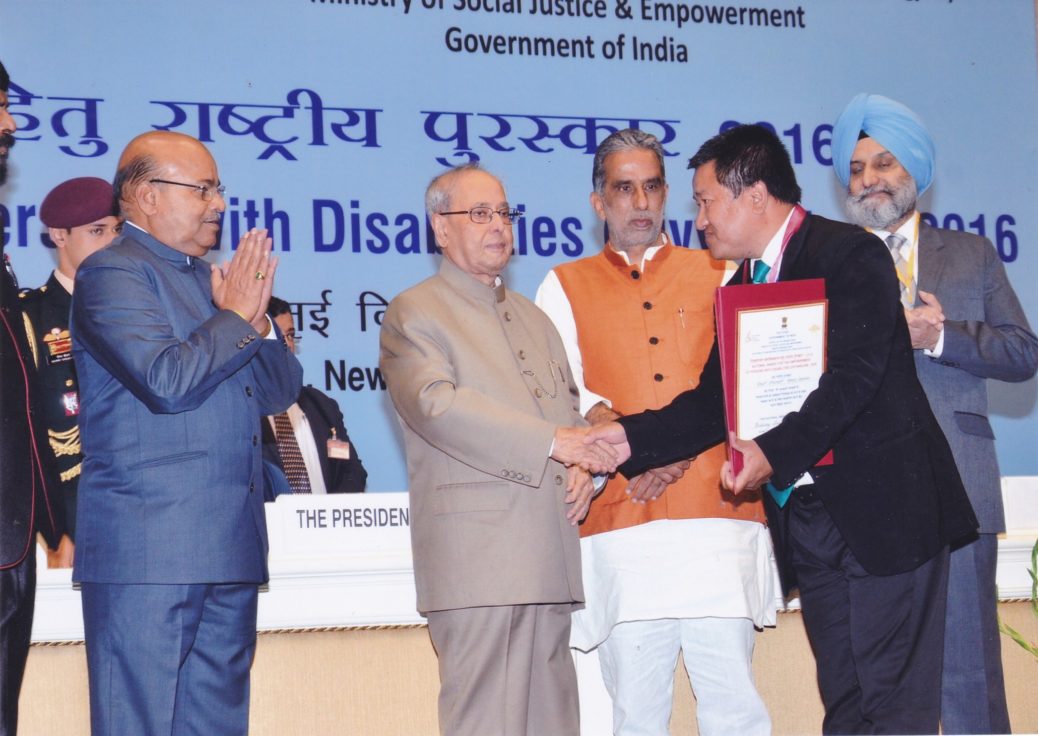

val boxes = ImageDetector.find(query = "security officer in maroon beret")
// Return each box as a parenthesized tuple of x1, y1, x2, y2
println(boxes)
(20, 176, 121, 567)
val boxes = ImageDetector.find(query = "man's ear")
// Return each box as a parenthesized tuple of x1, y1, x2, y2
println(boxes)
(48, 227, 69, 248)
(431, 213, 449, 251)
(133, 181, 160, 216)
(748, 181, 769, 214)
(590, 191, 607, 222)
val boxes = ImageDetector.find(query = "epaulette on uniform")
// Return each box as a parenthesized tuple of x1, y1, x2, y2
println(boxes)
(18, 283, 48, 302)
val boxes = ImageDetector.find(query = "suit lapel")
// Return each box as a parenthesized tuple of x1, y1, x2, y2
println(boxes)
(916, 221, 946, 304)
(726, 260, 750, 286)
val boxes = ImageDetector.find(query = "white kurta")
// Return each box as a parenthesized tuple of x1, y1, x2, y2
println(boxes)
(570, 518, 777, 651)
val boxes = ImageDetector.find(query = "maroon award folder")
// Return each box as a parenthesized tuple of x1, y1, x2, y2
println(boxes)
(715, 278, 832, 476)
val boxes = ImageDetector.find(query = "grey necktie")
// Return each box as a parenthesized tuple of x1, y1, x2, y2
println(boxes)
(885, 233, 912, 307)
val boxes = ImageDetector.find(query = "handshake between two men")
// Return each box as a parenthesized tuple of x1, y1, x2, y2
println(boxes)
(552, 420, 776, 514)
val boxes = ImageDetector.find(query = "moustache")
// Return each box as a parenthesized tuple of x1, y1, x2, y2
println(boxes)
(851, 184, 893, 204)
(0, 133, 14, 152)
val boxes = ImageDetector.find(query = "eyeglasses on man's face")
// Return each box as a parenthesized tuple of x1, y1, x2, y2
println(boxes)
(149, 178, 226, 202)
(439, 207, 524, 225)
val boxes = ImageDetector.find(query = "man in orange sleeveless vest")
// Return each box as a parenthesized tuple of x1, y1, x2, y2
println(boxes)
(536, 129, 774, 735)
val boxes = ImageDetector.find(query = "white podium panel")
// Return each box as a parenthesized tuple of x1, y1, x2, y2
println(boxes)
(32, 493, 421, 642)
(30, 482, 1038, 643)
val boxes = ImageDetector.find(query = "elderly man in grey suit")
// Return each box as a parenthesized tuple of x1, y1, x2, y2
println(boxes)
(380, 163, 616, 736)
(832, 93, 1038, 735)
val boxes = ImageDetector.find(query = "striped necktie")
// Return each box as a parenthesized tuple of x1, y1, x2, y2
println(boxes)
(885, 233, 912, 307)
(273, 412, 312, 494)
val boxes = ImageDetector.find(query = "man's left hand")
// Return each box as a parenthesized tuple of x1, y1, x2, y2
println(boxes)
(564, 465, 595, 525)
(42, 533, 74, 569)
(626, 459, 691, 503)
(720, 432, 773, 495)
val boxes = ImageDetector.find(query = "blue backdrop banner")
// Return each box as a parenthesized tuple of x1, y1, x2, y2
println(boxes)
(3, 0, 1036, 490)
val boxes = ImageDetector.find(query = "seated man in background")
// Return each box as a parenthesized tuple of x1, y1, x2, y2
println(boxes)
(263, 296, 367, 497)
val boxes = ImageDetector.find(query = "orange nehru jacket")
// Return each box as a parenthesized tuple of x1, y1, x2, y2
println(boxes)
(555, 244, 766, 537)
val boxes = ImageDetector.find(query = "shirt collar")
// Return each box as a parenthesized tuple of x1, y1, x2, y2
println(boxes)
(53, 268, 75, 294)
(124, 221, 197, 266)
(438, 257, 507, 304)
(607, 231, 670, 268)
(756, 206, 797, 270)
(871, 211, 919, 252)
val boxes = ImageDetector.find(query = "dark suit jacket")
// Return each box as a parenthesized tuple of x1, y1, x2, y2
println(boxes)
(262, 385, 367, 497)
(71, 226, 302, 584)
(619, 213, 978, 592)
(912, 222, 1038, 533)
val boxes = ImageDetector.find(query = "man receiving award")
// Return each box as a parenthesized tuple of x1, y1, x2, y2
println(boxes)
(588, 124, 978, 735)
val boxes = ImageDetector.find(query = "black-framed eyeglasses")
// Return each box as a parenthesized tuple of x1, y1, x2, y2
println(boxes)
(439, 207, 524, 225)
(149, 178, 226, 202)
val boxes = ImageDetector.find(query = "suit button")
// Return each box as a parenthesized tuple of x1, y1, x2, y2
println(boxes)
(249, 482, 255, 493)
(534, 388, 544, 398)
(237, 340, 245, 349)
(643, 301, 652, 310)
(501, 470, 509, 478)
(245, 386, 253, 397)
(504, 312, 512, 321)
(522, 474, 531, 482)
(654, 373, 664, 382)
(252, 435, 258, 446)
(649, 336, 659, 345)
(518, 349, 526, 360)
(631, 270, 640, 280)
(554, 474, 563, 485)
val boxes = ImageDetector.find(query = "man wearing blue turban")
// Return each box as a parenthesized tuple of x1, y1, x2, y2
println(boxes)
(832, 93, 1038, 735)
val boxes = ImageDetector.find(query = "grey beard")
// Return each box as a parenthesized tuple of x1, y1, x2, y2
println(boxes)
(844, 178, 917, 230)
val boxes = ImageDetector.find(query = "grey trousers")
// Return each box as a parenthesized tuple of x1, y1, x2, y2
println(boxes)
(427, 603, 579, 736)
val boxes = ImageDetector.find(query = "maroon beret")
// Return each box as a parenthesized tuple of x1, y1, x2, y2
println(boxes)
(40, 177, 117, 229)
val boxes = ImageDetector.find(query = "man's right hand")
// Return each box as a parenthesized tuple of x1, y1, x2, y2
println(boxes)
(905, 290, 944, 351)
(551, 426, 618, 474)
(211, 228, 277, 332)
(583, 421, 632, 466)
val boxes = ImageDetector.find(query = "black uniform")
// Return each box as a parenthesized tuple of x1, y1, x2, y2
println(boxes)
(1, 253, 64, 735)
(19, 272, 81, 539)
